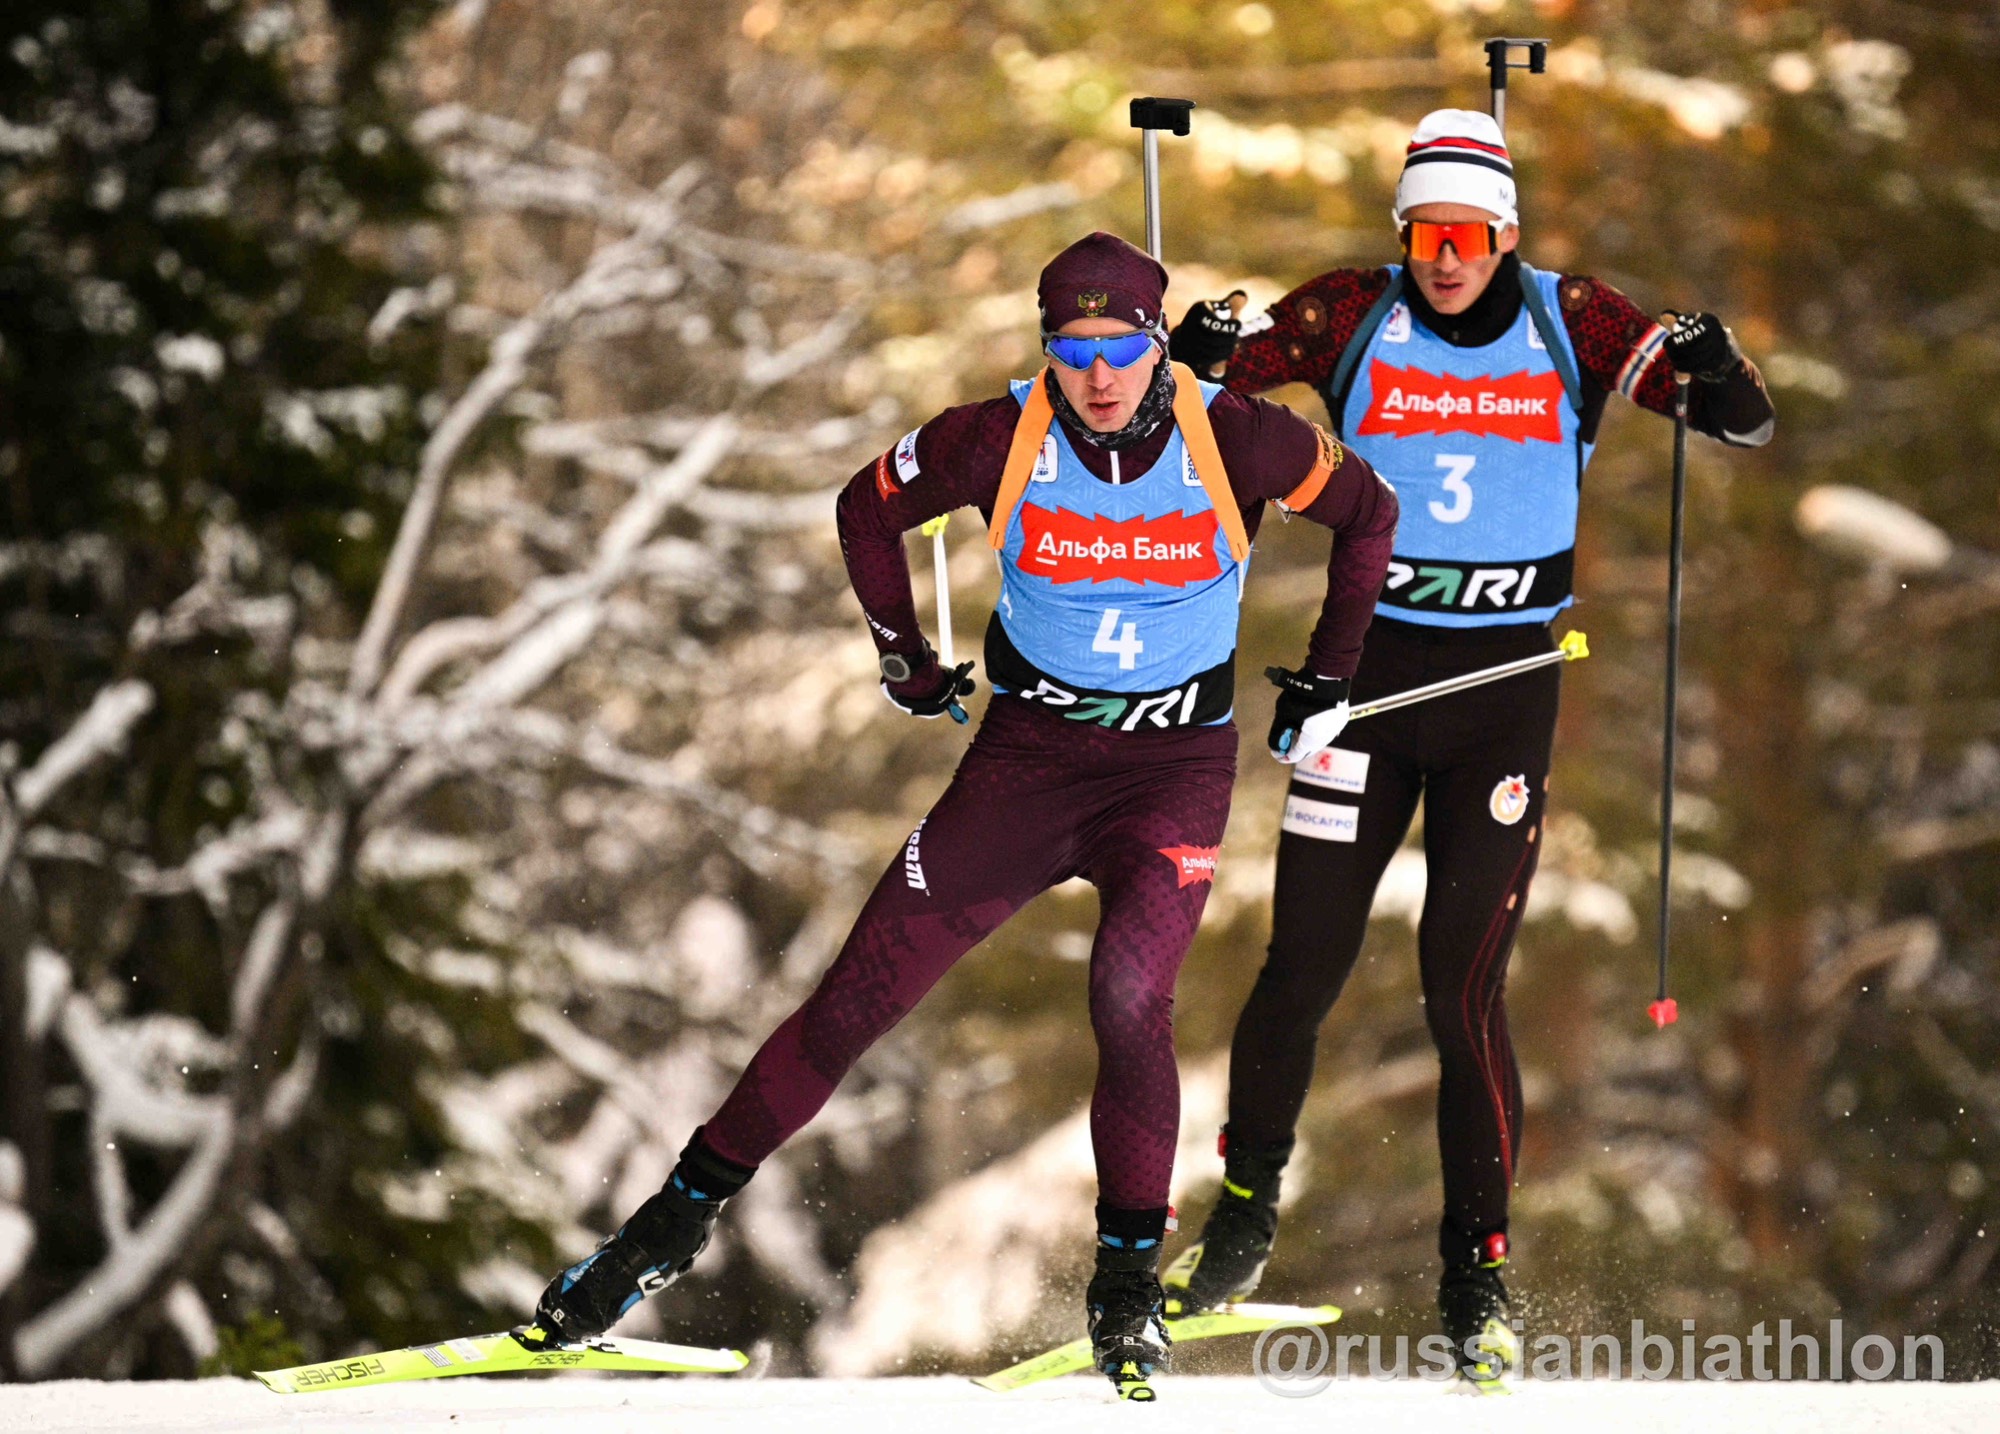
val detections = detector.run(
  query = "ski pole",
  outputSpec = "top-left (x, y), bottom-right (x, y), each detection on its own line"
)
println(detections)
top-left (1483, 37), bottom-right (1549, 132)
top-left (920, 513), bottom-right (954, 666)
top-left (1343, 629), bottom-right (1588, 723)
top-left (1129, 97), bottom-right (1195, 261)
top-left (1652, 364), bottom-right (1691, 1030)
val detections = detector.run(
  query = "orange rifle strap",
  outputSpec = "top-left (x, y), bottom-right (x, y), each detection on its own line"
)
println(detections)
top-left (987, 368), bottom-right (1056, 550)
top-left (1168, 362), bottom-right (1251, 561)
top-left (988, 363), bottom-right (1251, 564)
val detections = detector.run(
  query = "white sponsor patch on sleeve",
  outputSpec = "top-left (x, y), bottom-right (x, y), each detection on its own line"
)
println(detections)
top-left (1293, 746), bottom-right (1370, 794)
top-left (894, 429), bottom-right (922, 483)
top-left (1240, 310), bottom-right (1275, 336)
top-left (1282, 794), bottom-right (1359, 843)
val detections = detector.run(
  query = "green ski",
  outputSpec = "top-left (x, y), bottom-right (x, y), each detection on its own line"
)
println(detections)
top-left (255, 1328), bottom-right (748, 1394)
top-left (972, 1301), bottom-right (1341, 1393)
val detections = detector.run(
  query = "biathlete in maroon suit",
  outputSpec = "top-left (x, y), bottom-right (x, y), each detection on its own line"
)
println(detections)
top-left (1163, 108), bottom-right (1775, 1389)
top-left (527, 232), bottom-right (1398, 1394)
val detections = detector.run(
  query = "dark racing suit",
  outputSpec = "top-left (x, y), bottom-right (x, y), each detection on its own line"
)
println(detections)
top-left (699, 370), bottom-right (1397, 1215)
top-left (1216, 256), bottom-right (1775, 1242)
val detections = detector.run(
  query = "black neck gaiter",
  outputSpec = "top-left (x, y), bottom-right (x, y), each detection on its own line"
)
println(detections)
top-left (1405, 251), bottom-right (1524, 348)
top-left (1046, 355), bottom-right (1177, 450)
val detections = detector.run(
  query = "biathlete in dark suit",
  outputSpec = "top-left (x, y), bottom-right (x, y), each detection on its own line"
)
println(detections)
top-left (1164, 108), bottom-right (1775, 1389)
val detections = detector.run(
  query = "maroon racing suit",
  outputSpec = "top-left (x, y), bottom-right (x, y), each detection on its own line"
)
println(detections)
top-left (699, 378), bottom-right (1397, 1211)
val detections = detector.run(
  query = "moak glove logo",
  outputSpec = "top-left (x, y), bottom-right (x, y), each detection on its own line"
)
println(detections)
top-left (1157, 844), bottom-right (1219, 888)
top-left (1018, 504), bottom-right (1222, 587)
top-left (1358, 360), bottom-right (1566, 444)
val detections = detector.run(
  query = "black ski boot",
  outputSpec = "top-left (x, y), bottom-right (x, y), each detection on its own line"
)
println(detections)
top-left (1437, 1221), bottom-right (1518, 1394)
top-left (1162, 1130), bottom-right (1293, 1314)
top-left (525, 1132), bottom-right (752, 1347)
top-left (1087, 1205), bottom-right (1172, 1402)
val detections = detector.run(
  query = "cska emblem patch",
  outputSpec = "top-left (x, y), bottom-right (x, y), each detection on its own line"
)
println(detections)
top-left (1489, 775), bottom-right (1530, 826)
top-left (1357, 360), bottom-right (1566, 444)
top-left (1017, 505), bottom-right (1222, 586)
top-left (1158, 844), bottom-right (1219, 888)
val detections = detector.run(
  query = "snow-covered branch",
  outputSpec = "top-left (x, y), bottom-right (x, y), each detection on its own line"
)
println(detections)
top-left (0, 1144), bottom-right (32, 1301)
top-left (567, 728), bottom-right (857, 878)
top-left (56, 997), bottom-right (226, 1149)
top-left (380, 414), bottom-right (737, 706)
top-left (351, 156), bottom-right (707, 700)
top-left (14, 1111), bottom-right (231, 1378)
top-left (123, 807), bottom-right (311, 914)
top-left (349, 310), bottom-right (553, 698)
top-left (357, 703), bottom-right (848, 880)
top-left (739, 308), bottom-right (863, 392)
top-left (526, 407), bottom-right (887, 468)
top-left (1907, 1015), bottom-right (2000, 1140)
top-left (129, 581), bottom-right (295, 661)
top-left (10, 79), bottom-right (888, 1378)
top-left (9, 681), bottom-right (154, 819)
top-left (228, 896), bottom-right (301, 1040)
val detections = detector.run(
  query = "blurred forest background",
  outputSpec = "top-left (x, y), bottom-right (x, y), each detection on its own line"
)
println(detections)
top-left (2, 0), bottom-right (1998, 1384)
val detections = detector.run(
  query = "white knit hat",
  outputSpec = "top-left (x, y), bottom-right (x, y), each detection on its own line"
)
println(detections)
top-left (1393, 109), bottom-right (1518, 227)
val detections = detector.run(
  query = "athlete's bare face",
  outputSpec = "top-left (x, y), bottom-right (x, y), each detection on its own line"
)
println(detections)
top-left (1050, 318), bottom-right (1162, 432)
top-left (1402, 201), bottom-right (1520, 316)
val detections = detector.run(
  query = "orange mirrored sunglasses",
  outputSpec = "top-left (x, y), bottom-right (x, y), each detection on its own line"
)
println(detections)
top-left (1399, 219), bottom-right (1500, 262)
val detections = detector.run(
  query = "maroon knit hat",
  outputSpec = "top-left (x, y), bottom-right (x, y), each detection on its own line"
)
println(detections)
top-left (1037, 231), bottom-right (1168, 334)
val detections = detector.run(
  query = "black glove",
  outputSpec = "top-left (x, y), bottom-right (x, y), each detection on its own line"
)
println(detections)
top-left (1168, 295), bottom-right (1245, 376)
top-left (880, 643), bottom-right (975, 724)
top-left (1264, 666), bottom-right (1352, 765)
top-left (1662, 311), bottom-right (1740, 381)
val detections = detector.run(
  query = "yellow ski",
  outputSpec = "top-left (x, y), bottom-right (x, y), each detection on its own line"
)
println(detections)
top-left (255, 1328), bottom-right (747, 1394)
top-left (972, 1301), bottom-right (1341, 1393)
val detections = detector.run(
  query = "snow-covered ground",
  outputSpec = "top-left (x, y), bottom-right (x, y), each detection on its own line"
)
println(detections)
top-left (9, 1376), bottom-right (1995, 1434)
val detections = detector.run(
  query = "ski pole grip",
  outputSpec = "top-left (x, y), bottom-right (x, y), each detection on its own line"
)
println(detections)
top-left (1129, 97), bottom-right (1195, 135)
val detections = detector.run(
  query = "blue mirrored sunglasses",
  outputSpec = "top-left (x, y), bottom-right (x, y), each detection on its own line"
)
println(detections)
top-left (1043, 331), bottom-right (1158, 371)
